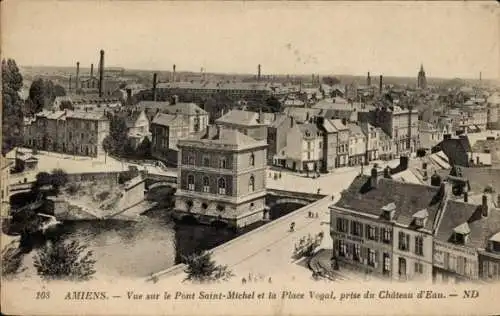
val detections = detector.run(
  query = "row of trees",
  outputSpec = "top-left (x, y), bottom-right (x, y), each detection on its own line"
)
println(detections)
top-left (25, 78), bottom-right (66, 116)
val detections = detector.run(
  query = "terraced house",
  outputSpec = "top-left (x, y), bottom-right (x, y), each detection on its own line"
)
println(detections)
top-left (330, 165), bottom-right (448, 282)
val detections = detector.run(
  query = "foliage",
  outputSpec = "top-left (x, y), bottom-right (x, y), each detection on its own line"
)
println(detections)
top-left (2, 58), bottom-right (25, 154)
top-left (34, 171), bottom-right (52, 189)
top-left (1, 242), bottom-right (26, 277)
top-left (27, 78), bottom-right (66, 114)
top-left (103, 114), bottom-right (129, 157)
top-left (136, 137), bottom-right (152, 158)
top-left (183, 251), bottom-right (234, 283)
top-left (50, 168), bottom-right (69, 191)
top-left (65, 182), bottom-right (80, 195)
top-left (321, 76), bottom-right (341, 86)
top-left (60, 100), bottom-right (74, 111)
top-left (33, 240), bottom-right (96, 282)
top-left (265, 96), bottom-right (282, 113)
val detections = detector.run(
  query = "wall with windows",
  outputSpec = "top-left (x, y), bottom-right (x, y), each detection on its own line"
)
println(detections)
top-left (433, 240), bottom-right (479, 283)
top-left (330, 210), bottom-right (394, 277)
top-left (235, 148), bottom-right (266, 170)
top-left (181, 148), bottom-right (234, 170)
top-left (179, 171), bottom-right (234, 197)
top-left (392, 226), bottom-right (433, 282)
top-left (479, 251), bottom-right (500, 282)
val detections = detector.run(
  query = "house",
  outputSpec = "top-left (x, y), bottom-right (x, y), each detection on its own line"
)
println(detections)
top-left (215, 109), bottom-right (275, 141)
top-left (347, 123), bottom-right (367, 166)
top-left (267, 114), bottom-right (293, 164)
top-left (151, 113), bottom-right (190, 166)
top-left (274, 123), bottom-right (324, 172)
top-left (174, 126), bottom-right (268, 228)
top-left (360, 122), bottom-right (379, 163)
top-left (330, 168), bottom-right (447, 282)
top-left (331, 119), bottom-right (350, 168)
top-left (124, 110), bottom-right (151, 149)
top-left (315, 117), bottom-right (339, 172)
top-left (433, 193), bottom-right (500, 283)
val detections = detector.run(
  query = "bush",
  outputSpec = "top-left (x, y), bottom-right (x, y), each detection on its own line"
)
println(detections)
top-left (183, 251), bottom-right (234, 283)
top-left (1, 242), bottom-right (26, 278)
top-left (96, 191), bottom-right (110, 201)
top-left (33, 240), bottom-right (96, 281)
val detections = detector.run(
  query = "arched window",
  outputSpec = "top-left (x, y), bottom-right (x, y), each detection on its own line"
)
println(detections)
top-left (249, 153), bottom-right (255, 166)
top-left (218, 178), bottom-right (226, 195)
top-left (187, 174), bottom-right (195, 190)
top-left (203, 176), bottom-right (210, 193)
top-left (249, 175), bottom-right (255, 192)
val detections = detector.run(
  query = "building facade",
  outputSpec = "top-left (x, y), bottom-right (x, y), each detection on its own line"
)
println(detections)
top-left (23, 110), bottom-right (110, 158)
top-left (174, 126), bottom-right (268, 228)
top-left (330, 168), bottom-right (446, 282)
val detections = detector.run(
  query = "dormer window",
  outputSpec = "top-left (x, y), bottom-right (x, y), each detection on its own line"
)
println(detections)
top-left (488, 233), bottom-right (500, 253)
top-left (412, 209), bottom-right (429, 228)
top-left (381, 202), bottom-right (396, 220)
top-left (452, 223), bottom-right (471, 245)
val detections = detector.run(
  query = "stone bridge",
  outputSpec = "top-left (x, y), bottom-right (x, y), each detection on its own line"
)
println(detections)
top-left (144, 173), bottom-right (177, 189)
top-left (9, 182), bottom-right (35, 195)
top-left (266, 188), bottom-right (326, 209)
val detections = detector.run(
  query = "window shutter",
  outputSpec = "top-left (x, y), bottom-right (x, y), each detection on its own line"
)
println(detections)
top-left (374, 227), bottom-right (379, 241)
top-left (406, 234), bottom-right (410, 249)
top-left (365, 224), bottom-right (370, 238)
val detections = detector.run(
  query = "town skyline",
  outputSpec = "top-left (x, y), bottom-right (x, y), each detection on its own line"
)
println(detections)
top-left (3, 1), bottom-right (498, 80)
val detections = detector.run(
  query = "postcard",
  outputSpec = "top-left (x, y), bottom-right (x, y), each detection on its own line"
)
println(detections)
top-left (1, 1), bottom-right (500, 315)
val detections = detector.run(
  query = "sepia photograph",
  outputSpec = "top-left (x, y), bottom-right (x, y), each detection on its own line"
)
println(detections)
top-left (1, 1), bottom-right (500, 315)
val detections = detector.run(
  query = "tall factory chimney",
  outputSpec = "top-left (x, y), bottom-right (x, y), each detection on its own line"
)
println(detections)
top-left (75, 62), bottom-right (80, 92)
top-left (480, 72), bottom-right (482, 82)
top-left (69, 75), bottom-right (72, 92)
top-left (152, 73), bottom-right (158, 101)
top-left (98, 49), bottom-right (105, 98)
top-left (379, 75), bottom-right (383, 94)
top-left (90, 63), bottom-right (94, 78)
top-left (367, 72), bottom-right (371, 86)
top-left (172, 64), bottom-right (176, 82)
top-left (258, 64), bottom-right (261, 82)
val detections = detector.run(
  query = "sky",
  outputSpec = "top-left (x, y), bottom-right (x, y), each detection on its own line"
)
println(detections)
top-left (2, 1), bottom-right (499, 79)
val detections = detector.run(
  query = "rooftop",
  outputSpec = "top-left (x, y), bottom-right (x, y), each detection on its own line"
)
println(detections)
top-left (135, 101), bottom-right (207, 116)
top-left (334, 175), bottom-right (444, 231)
top-left (155, 81), bottom-right (273, 92)
top-left (215, 109), bottom-right (275, 126)
top-left (436, 199), bottom-right (500, 249)
top-left (179, 126), bottom-right (267, 151)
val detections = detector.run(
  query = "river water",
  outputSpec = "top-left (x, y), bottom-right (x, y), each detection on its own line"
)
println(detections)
top-left (20, 202), bottom-right (305, 279)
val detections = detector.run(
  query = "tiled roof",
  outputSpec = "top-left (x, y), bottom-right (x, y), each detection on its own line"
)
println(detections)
top-left (330, 119), bottom-right (348, 131)
top-left (66, 111), bottom-right (107, 121)
top-left (347, 123), bottom-right (365, 137)
top-left (283, 107), bottom-right (321, 123)
top-left (298, 123), bottom-right (321, 137)
top-left (182, 126), bottom-right (266, 149)
top-left (335, 175), bottom-right (444, 231)
top-left (436, 199), bottom-right (500, 249)
top-left (151, 113), bottom-right (187, 127)
top-left (216, 110), bottom-right (274, 126)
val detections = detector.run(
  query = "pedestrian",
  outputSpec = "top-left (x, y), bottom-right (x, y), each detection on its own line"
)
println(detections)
top-left (242, 278), bottom-right (247, 284)
top-left (317, 188), bottom-right (321, 194)
top-left (316, 212), bottom-right (319, 218)
top-left (268, 277), bottom-right (272, 284)
top-left (279, 172), bottom-right (282, 179)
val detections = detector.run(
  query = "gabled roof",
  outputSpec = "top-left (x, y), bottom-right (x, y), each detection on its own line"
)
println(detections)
top-left (181, 126), bottom-right (266, 150)
top-left (453, 222), bottom-right (471, 235)
top-left (437, 167), bottom-right (500, 195)
top-left (135, 101), bottom-right (207, 116)
top-left (298, 123), bottom-right (321, 138)
top-left (151, 113), bottom-right (188, 127)
top-left (329, 119), bottom-right (348, 131)
top-left (335, 175), bottom-right (444, 231)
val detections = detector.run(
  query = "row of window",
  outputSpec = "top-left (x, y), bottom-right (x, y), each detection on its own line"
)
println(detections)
top-left (337, 240), bottom-right (391, 272)
top-left (185, 153), bottom-right (255, 169)
top-left (336, 218), bottom-right (425, 256)
top-left (482, 261), bottom-right (500, 280)
top-left (186, 174), bottom-right (256, 195)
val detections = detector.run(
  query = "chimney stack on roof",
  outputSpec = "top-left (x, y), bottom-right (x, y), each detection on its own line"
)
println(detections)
top-left (482, 194), bottom-right (489, 217)
top-left (69, 75), bottom-right (72, 91)
top-left (172, 64), bottom-right (176, 82)
top-left (90, 63), bottom-right (94, 78)
top-left (370, 166), bottom-right (379, 188)
top-left (367, 72), bottom-right (371, 86)
top-left (98, 49), bottom-right (105, 98)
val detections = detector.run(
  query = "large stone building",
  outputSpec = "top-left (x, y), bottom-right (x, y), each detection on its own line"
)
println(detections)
top-left (330, 167), bottom-right (446, 282)
top-left (174, 126), bottom-right (268, 228)
top-left (358, 105), bottom-right (419, 156)
top-left (23, 110), bottom-right (110, 158)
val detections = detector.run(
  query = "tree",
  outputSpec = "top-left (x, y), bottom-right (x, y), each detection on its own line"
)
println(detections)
top-left (183, 251), bottom-right (234, 283)
top-left (50, 168), bottom-right (69, 192)
top-left (105, 114), bottom-right (129, 156)
top-left (60, 100), bottom-right (74, 111)
top-left (265, 96), bottom-right (282, 113)
top-left (321, 76), bottom-right (340, 86)
top-left (2, 58), bottom-right (25, 154)
top-left (34, 171), bottom-right (52, 189)
top-left (27, 79), bottom-right (67, 114)
top-left (33, 240), bottom-right (96, 281)
top-left (1, 242), bottom-right (26, 278)
top-left (136, 137), bottom-right (152, 158)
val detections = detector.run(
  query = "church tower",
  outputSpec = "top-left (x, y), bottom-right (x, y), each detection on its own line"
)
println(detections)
top-left (417, 64), bottom-right (427, 89)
